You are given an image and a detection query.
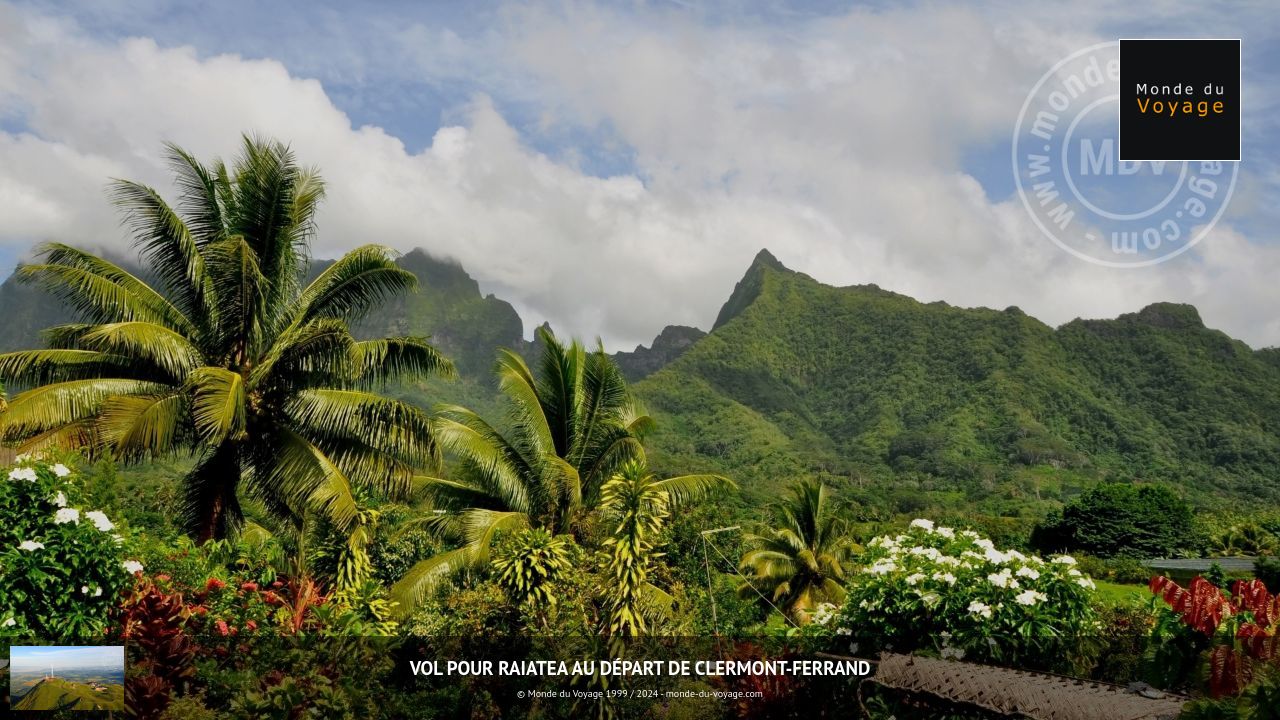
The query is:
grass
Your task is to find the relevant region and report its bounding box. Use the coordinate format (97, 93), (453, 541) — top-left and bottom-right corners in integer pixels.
(1094, 580), (1149, 607)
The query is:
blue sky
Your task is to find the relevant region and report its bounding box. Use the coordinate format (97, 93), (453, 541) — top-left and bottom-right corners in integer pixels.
(9, 645), (123, 671)
(1, 0), (1277, 348)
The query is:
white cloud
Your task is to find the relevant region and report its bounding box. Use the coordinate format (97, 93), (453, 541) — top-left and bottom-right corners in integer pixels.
(0, 1), (1278, 351)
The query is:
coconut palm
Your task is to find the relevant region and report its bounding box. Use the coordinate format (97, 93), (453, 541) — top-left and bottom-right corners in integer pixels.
(738, 478), (851, 624)
(0, 137), (453, 541)
(391, 327), (728, 611)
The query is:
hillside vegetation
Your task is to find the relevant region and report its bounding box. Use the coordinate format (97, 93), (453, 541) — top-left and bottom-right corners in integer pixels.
(12, 677), (124, 711)
(3, 245), (1277, 518)
(634, 250), (1280, 513)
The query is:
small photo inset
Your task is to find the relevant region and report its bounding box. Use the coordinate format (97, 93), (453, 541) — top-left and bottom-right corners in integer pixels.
(8, 646), (124, 712)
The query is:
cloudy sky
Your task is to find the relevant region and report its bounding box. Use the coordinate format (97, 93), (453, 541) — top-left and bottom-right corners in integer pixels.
(1, 1), (1277, 350)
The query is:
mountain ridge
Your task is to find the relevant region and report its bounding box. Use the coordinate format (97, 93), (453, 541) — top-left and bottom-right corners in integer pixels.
(1, 244), (1277, 513)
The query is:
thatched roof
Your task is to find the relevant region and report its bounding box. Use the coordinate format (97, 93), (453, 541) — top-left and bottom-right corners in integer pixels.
(872, 654), (1187, 720)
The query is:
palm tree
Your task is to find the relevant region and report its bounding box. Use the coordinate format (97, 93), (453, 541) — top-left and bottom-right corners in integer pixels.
(392, 327), (727, 611)
(0, 137), (453, 541)
(738, 478), (851, 624)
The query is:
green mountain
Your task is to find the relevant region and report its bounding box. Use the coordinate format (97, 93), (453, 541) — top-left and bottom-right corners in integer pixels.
(632, 250), (1280, 513)
(12, 677), (124, 711)
(614, 325), (707, 381)
(3, 244), (1279, 518)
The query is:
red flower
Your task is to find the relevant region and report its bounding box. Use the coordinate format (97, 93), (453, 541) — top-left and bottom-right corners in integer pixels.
(205, 578), (226, 592)
(191, 605), (209, 615)
(154, 574), (171, 582)
(215, 620), (229, 636)
(240, 581), (259, 592)
(271, 581), (284, 589)
(245, 620), (258, 631)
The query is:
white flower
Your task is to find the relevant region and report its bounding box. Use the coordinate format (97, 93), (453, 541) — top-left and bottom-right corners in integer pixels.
(936, 527), (955, 539)
(866, 560), (898, 575)
(960, 530), (980, 538)
(920, 591), (941, 608)
(2, 617), (14, 627)
(52, 464), (71, 478)
(983, 547), (1009, 564)
(84, 510), (114, 532)
(909, 518), (935, 532)
(1015, 566), (1040, 580)
(51, 491), (67, 508)
(835, 627), (852, 636)
(93, 587), (102, 597)
(14, 453), (31, 463)
(121, 560), (144, 574)
(1067, 568), (1082, 577)
(967, 601), (993, 618)
(905, 573), (926, 586)
(1006, 550), (1026, 562)
(932, 572), (957, 585)
(111, 534), (123, 545)
(7, 467), (37, 482)
(53, 508), (80, 524)
(974, 539), (995, 551)
(1051, 555), (1077, 566)
(81, 585), (89, 594)
(941, 646), (966, 660)
(17, 540), (44, 551)
(987, 570), (1019, 589)
(1076, 577), (1096, 590)
(1015, 589), (1048, 606)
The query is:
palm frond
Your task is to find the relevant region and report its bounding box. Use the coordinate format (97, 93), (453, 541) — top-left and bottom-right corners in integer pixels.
(651, 473), (734, 508)
(108, 179), (214, 328)
(186, 367), (246, 445)
(76, 322), (203, 381)
(97, 392), (188, 463)
(351, 337), (456, 386)
(389, 547), (474, 616)
(0, 378), (167, 443)
(0, 349), (131, 387)
(293, 245), (417, 325)
(287, 388), (439, 468)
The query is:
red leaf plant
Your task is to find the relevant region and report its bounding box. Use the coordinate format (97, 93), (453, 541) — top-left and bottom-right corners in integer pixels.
(1151, 575), (1280, 697)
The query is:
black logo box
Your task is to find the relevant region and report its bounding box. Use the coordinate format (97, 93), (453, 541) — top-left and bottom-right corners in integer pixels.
(1119, 38), (1241, 162)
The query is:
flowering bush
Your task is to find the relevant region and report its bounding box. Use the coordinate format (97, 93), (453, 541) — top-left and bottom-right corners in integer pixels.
(0, 457), (142, 639)
(819, 519), (1099, 671)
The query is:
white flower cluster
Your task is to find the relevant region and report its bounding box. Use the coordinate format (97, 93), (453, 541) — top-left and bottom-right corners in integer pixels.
(5, 460), (141, 576)
(846, 519), (1099, 637)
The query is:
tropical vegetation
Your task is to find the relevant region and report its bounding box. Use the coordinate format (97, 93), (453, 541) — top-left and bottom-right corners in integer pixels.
(0, 137), (452, 543)
(737, 478), (851, 624)
(392, 327), (728, 613)
(4, 138), (1280, 718)
(825, 520), (1099, 673)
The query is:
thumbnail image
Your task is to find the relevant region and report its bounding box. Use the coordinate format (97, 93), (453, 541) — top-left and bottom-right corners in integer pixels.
(8, 646), (124, 712)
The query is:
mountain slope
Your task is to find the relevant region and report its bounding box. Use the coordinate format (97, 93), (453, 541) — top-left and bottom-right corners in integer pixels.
(633, 250), (1280, 510)
(12, 677), (124, 711)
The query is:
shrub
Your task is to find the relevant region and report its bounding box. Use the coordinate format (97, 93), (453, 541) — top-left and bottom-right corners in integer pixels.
(1076, 554), (1152, 585)
(1031, 483), (1197, 558)
(1255, 556), (1280, 590)
(0, 457), (142, 639)
(822, 519), (1099, 673)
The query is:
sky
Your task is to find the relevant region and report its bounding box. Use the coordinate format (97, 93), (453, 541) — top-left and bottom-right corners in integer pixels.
(9, 645), (123, 671)
(1, 1), (1278, 350)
